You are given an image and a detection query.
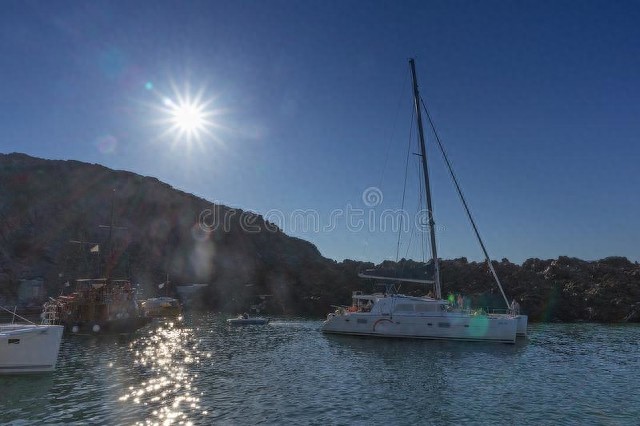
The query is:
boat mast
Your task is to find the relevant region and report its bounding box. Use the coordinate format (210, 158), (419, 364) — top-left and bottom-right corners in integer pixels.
(99, 189), (126, 280)
(409, 58), (441, 299)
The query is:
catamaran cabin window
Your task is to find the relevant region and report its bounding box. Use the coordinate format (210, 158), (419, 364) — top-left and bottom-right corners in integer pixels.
(414, 304), (437, 312)
(394, 304), (414, 312)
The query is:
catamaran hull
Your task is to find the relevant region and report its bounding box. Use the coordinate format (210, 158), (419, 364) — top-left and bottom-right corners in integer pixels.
(0, 324), (64, 374)
(321, 313), (518, 343)
(515, 314), (528, 337)
(490, 314), (527, 337)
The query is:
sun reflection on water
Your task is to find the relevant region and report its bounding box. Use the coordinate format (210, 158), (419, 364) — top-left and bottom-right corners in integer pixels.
(118, 321), (209, 425)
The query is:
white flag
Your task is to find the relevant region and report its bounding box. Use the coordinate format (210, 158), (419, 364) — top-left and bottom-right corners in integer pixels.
(90, 244), (100, 253)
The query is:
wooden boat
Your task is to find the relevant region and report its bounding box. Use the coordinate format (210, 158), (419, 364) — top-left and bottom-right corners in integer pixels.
(41, 193), (152, 334)
(42, 278), (151, 334)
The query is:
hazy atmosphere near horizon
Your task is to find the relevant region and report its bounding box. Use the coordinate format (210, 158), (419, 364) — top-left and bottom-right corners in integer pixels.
(1, 0), (638, 264)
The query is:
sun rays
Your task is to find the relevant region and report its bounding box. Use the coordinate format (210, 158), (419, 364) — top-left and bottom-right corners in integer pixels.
(150, 81), (225, 150)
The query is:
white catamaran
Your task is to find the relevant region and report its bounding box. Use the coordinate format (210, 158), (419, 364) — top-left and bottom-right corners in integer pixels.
(321, 59), (527, 343)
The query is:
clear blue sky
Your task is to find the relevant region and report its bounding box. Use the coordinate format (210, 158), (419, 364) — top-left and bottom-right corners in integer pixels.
(1, 0), (639, 264)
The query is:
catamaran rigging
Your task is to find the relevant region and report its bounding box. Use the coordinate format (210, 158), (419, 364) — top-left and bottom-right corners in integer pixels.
(416, 74), (511, 309)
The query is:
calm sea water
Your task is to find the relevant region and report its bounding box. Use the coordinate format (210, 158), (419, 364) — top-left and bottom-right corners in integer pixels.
(1, 313), (639, 425)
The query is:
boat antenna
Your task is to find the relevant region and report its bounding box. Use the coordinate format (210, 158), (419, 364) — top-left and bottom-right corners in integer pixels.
(409, 58), (441, 299)
(418, 98), (511, 309)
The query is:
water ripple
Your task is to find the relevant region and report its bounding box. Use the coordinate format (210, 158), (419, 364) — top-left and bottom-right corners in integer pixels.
(1, 317), (639, 425)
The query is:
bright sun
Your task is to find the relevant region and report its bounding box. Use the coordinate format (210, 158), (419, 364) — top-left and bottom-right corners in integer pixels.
(152, 81), (220, 146)
(168, 100), (207, 136)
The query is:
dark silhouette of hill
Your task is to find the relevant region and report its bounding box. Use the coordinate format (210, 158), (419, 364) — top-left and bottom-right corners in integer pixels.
(0, 152), (342, 314)
(1, 153), (638, 322)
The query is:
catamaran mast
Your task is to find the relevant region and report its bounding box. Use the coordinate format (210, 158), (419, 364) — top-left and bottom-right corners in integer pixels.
(409, 58), (441, 299)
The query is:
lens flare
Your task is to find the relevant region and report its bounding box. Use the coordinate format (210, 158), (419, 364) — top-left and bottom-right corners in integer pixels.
(96, 134), (118, 154)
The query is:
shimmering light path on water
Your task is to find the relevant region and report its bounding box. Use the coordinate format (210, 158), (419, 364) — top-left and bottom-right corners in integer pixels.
(1, 314), (639, 424)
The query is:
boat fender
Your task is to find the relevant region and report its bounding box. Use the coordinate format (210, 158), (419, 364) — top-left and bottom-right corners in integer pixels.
(72, 325), (80, 333)
(92, 324), (101, 333)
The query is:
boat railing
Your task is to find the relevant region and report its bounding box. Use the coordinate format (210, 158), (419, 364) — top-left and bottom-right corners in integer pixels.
(448, 306), (488, 316)
(1, 305), (39, 326)
(487, 308), (522, 315)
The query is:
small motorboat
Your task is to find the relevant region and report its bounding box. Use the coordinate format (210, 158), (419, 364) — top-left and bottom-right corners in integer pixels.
(140, 297), (182, 318)
(227, 314), (269, 326)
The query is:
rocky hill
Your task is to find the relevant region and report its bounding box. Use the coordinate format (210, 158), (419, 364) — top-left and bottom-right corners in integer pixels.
(0, 153), (344, 314)
(1, 153), (638, 322)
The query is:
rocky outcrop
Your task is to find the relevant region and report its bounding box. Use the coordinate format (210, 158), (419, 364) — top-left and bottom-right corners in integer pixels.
(0, 152), (338, 313)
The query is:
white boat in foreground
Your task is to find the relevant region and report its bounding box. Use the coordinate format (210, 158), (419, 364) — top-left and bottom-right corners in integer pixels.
(322, 59), (527, 343)
(1, 307), (64, 374)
